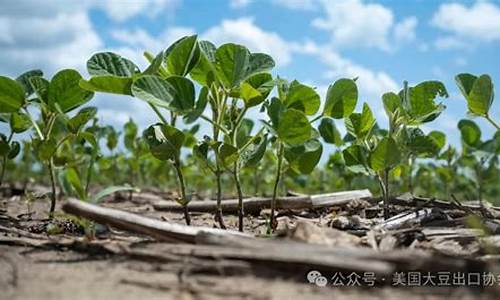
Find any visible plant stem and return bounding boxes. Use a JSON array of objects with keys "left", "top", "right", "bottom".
[
  {"left": 148, "top": 103, "right": 169, "bottom": 124},
  {"left": 268, "top": 142, "right": 284, "bottom": 233},
  {"left": 23, "top": 108, "right": 44, "bottom": 140},
  {"left": 200, "top": 115, "right": 231, "bottom": 136},
  {"left": 170, "top": 111, "right": 177, "bottom": 127},
  {"left": 173, "top": 158, "right": 190, "bottom": 226},
  {"left": 0, "top": 132, "right": 14, "bottom": 187},
  {"left": 0, "top": 155, "right": 7, "bottom": 188},
  {"left": 408, "top": 155, "right": 414, "bottom": 194},
  {"left": 85, "top": 151, "right": 96, "bottom": 197},
  {"left": 212, "top": 92, "right": 228, "bottom": 229},
  {"left": 377, "top": 170, "right": 390, "bottom": 220},
  {"left": 485, "top": 114, "right": 500, "bottom": 131},
  {"left": 214, "top": 166, "right": 226, "bottom": 229},
  {"left": 309, "top": 114, "right": 323, "bottom": 124},
  {"left": 233, "top": 166, "right": 244, "bottom": 232},
  {"left": 48, "top": 159, "right": 57, "bottom": 218},
  {"left": 384, "top": 169, "right": 390, "bottom": 218}
]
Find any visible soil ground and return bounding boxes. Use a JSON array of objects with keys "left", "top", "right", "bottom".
[{"left": 0, "top": 190, "right": 498, "bottom": 299}]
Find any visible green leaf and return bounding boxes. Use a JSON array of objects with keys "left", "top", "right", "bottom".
[
  {"left": 342, "top": 145, "right": 370, "bottom": 175},
  {"left": 37, "top": 139, "right": 57, "bottom": 161},
  {"left": 16, "top": 69, "right": 43, "bottom": 96},
  {"left": 65, "top": 168, "right": 86, "bottom": 200},
  {"left": 132, "top": 75, "right": 195, "bottom": 112},
  {"left": 193, "top": 141, "right": 216, "bottom": 173},
  {"left": 87, "top": 52, "right": 139, "bottom": 77},
  {"left": 277, "top": 109, "right": 312, "bottom": 145},
  {"left": 284, "top": 81, "right": 320, "bottom": 115},
  {"left": 468, "top": 74, "right": 494, "bottom": 116},
  {"left": 164, "top": 76, "right": 195, "bottom": 113},
  {"left": 245, "top": 73, "right": 274, "bottom": 97},
  {"left": 143, "top": 51, "right": 165, "bottom": 75},
  {"left": 0, "top": 138, "right": 9, "bottom": 156},
  {"left": 67, "top": 107, "right": 97, "bottom": 134},
  {"left": 240, "top": 83, "right": 262, "bottom": 108},
  {"left": 0, "top": 76, "right": 25, "bottom": 113},
  {"left": 405, "top": 81, "right": 448, "bottom": 123},
  {"left": 455, "top": 73, "right": 477, "bottom": 101},
  {"left": 10, "top": 112, "right": 32, "bottom": 133},
  {"left": 29, "top": 76, "right": 49, "bottom": 103},
  {"left": 324, "top": 78, "right": 358, "bottom": 119},
  {"left": 79, "top": 76, "right": 133, "bottom": 95},
  {"left": 143, "top": 123, "right": 185, "bottom": 161},
  {"left": 236, "top": 118, "right": 254, "bottom": 147},
  {"left": 267, "top": 97, "right": 285, "bottom": 128},
  {"left": 78, "top": 131, "right": 98, "bottom": 149},
  {"left": 189, "top": 40, "right": 217, "bottom": 86},
  {"left": 48, "top": 69, "right": 94, "bottom": 113},
  {"left": 106, "top": 127, "right": 119, "bottom": 151},
  {"left": 428, "top": 131, "right": 446, "bottom": 150},
  {"left": 382, "top": 92, "right": 401, "bottom": 116},
  {"left": 246, "top": 53, "right": 275, "bottom": 77},
  {"left": 369, "top": 137, "right": 401, "bottom": 172},
  {"left": 318, "top": 118, "right": 342, "bottom": 146},
  {"left": 184, "top": 86, "right": 208, "bottom": 123},
  {"left": 405, "top": 128, "right": 440, "bottom": 156},
  {"left": 124, "top": 119, "right": 138, "bottom": 151},
  {"left": 241, "top": 135, "right": 267, "bottom": 167},
  {"left": 218, "top": 143, "right": 238, "bottom": 167},
  {"left": 285, "top": 139, "right": 323, "bottom": 174},
  {"left": 458, "top": 119, "right": 481, "bottom": 147},
  {"left": 345, "top": 103, "right": 375, "bottom": 140},
  {"left": 90, "top": 185, "right": 138, "bottom": 204},
  {"left": 215, "top": 43, "right": 250, "bottom": 89},
  {"left": 165, "top": 35, "right": 200, "bottom": 76},
  {"left": 131, "top": 75, "right": 174, "bottom": 108},
  {"left": 7, "top": 141, "right": 20, "bottom": 159}
]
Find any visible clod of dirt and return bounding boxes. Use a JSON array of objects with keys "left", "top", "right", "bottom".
[{"left": 286, "top": 220, "right": 361, "bottom": 247}]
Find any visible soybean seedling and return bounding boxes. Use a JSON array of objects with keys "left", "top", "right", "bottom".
[
  {"left": 190, "top": 41, "right": 275, "bottom": 230},
  {"left": 262, "top": 78, "right": 323, "bottom": 232},
  {"left": 81, "top": 35, "right": 203, "bottom": 225},
  {"left": 456, "top": 73, "right": 499, "bottom": 131}
]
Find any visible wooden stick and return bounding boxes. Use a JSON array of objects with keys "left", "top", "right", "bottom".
[
  {"left": 153, "top": 189, "right": 373, "bottom": 213},
  {"left": 62, "top": 198, "right": 249, "bottom": 243}
]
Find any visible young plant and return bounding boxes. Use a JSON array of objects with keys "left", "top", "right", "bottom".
[
  {"left": 81, "top": 35, "right": 204, "bottom": 225},
  {"left": 262, "top": 78, "right": 323, "bottom": 232},
  {"left": 190, "top": 41, "right": 275, "bottom": 230},
  {"left": 0, "top": 71, "right": 48, "bottom": 186},
  {"left": 27, "top": 69, "right": 95, "bottom": 216},
  {"left": 456, "top": 73, "right": 499, "bottom": 131},
  {"left": 457, "top": 119, "right": 500, "bottom": 205},
  {"left": 343, "top": 80, "right": 448, "bottom": 219}
]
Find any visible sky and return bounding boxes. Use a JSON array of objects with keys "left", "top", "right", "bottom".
[{"left": 1, "top": 0, "right": 499, "bottom": 151}]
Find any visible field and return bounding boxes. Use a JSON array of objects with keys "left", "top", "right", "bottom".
[{"left": 0, "top": 35, "right": 499, "bottom": 299}]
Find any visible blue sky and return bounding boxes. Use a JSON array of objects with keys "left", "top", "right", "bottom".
[{"left": 1, "top": 0, "right": 499, "bottom": 149}]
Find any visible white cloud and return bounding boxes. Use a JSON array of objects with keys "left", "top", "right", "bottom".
[
  {"left": 434, "top": 36, "right": 471, "bottom": 51},
  {"left": 432, "top": 2, "right": 500, "bottom": 42},
  {"left": 0, "top": 10, "right": 102, "bottom": 76},
  {"left": 230, "top": 0, "right": 252, "bottom": 9},
  {"left": 295, "top": 41, "right": 398, "bottom": 99},
  {"left": 202, "top": 17, "right": 293, "bottom": 67},
  {"left": 311, "top": 0, "right": 417, "bottom": 51},
  {"left": 272, "top": 0, "right": 316, "bottom": 10},
  {"left": 111, "top": 26, "right": 194, "bottom": 52},
  {"left": 95, "top": 0, "right": 180, "bottom": 22},
  {"left": 394, "top": 16, "right": 418, "bottom": 43},
  {"left": 110, "top": 18, "right": 293, "bottom": 67}
]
